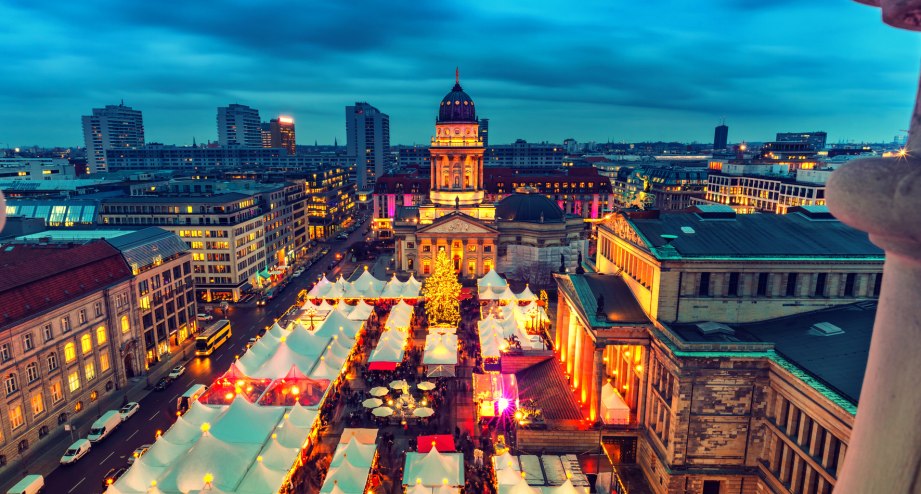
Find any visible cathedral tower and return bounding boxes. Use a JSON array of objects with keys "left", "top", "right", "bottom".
[{"left": 429, "top": 70, "right": 485, "bottom": 207}]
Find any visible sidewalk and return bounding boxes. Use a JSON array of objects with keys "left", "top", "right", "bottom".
[{"left": 0, "top": 340, "right": 196, "bottom": 492}]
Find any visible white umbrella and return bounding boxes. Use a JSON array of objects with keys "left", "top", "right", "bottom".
[
  {"left": 363, "top": 398, "right": 383, "bottom": 409},
  {"left": 389, "top": 379, "right": 408, "bottom": 390},
  {"left": 417, "top": 381, "right": 436, "bottom": 391},
  {"left": 412, "top": 407, "right": 435, "bottom": 418},
  {"left": 372, "top": 406, "right": 394, "bottom": 417},
  {"left": 369, "top": 387, "right": 389, "bottom": 397}
]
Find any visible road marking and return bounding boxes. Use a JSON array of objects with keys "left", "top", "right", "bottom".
[
  {"left": 100, "top": 451, "right": 115, "bottom": 465},
  {"left": 68, "top": 478, "right": 85, "bottom": 493},
  {"left": 127, "top": 429, "right": 138, "bottom": 441},
  {"left": 171, "top": 394, "right": 180, "bottom": 402},
  {"left": 213, "top": 353, "right": 225, "bottom": 364},
  {"left": 148, "top": 410, "right": 159, "bottom": 421}
]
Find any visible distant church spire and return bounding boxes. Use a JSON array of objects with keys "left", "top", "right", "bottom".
[{"left": 456, "top": 66, "right": 459, "bottom": 84}]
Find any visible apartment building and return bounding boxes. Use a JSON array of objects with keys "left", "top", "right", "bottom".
[
  {"left": 0, "top": 242, "right": 134, "bottom": 465},
  {"left": 699, "top": 163, "right": 831, "bottom": 214}
]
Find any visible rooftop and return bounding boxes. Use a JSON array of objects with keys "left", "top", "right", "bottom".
[
  {"left": 622, "top": 210, "right": 884, "bottom": 259},
  {"left": 670, "top": 301, "right": 876, "bottom": 404},
  {"left": 0, "top": 242, "right": 133, "bottom": 329},
  {"left": 106, "top": 227, "right": 190, "bottom": 272},
  {"left": 555, "top": 273, "right": 650, "bottom": 328}
]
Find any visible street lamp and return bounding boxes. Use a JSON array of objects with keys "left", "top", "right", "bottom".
[
  {"left": 306, "top": 306, "right": 317, "bottom": 330},
  {"left": 527, "top": 304, "right": 538, "bottom": 333}
]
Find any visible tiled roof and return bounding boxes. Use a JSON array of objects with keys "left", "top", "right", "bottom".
[{"left": 0, "top": 242, "right": 133, "bottom": 329}]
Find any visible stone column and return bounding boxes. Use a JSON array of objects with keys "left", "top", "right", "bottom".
[
  {"left": 580, "top": 333, "right": 594, "bottom": 405},
  {"left": 572, "top": 323, "right": 583, "bottom": 386},
  {"left": 567, "top": 318, "right": 578, "bottom": 377},
  {"left": 555, "top": 294, "right": 567, "bottom": 356},
  {"left": 590, "top": 347, "right": 605, "bottom": 421},
  {"left": 827, "top": 2, "right": 921, "bottom": 491}
]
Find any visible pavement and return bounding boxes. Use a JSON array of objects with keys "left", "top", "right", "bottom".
[{"left": 0, "top": 215, "right": 376, "bottom": 494}]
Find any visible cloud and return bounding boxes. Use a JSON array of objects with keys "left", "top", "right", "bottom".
[{"left": 0, "top": 0, "right": 916, "bottom": 146}]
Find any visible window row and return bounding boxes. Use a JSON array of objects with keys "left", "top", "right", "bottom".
[{"left": 692, "top": 272, "right": 882, "bottom": 299}]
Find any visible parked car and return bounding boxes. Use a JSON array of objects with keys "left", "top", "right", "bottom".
[
  {"left": 128, "top": 444, "right": 151, "bottom": 464},
  {"left": 168, "top": 365, "right": 186, "bottom": 379},
  {"left": 6, "top": 474, "right": 44, "bottom": 494},
  {"left": 88, "top": 410, "right": 121, "bottom": 442},
  {"left": 119, "top": 402, "right": 140, "bottom": 421},
  {"left": 60, "top": 439, "right": 91, "bottom": 465},
  {"left": 293, "top": 268, "right": 304, "bottom": 277},
  {"left": 102, "top": 467, "right": 127, "bottom": 489},
  {"left": 154, "top": 376, "right": 172, "bottom": 391},
  {"left": 196, "top": 313, "right": 214, "bottom": 321},
  {"left": 256, "top": 297, "right": 267, "bottom": 306},
  {"left": 336, "top": 233, "right": 348, "bottom": 240}
]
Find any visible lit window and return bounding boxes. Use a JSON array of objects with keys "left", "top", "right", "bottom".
[
  {"left": 9, "top": 405, "right": 23, "bottom": 429},
  {"left": 99, "top": 352, "right": 110, "bottom": 372},
  {"left": 96, "top": 326, "right": 107, "bottom": 345},
  {"left": 31, "top": 393, "right": 44, "bottom": 416},
  {"left": 80, "top": 334, "right": 92, "bottom": 354},
  {"left": 67, "top": 372, "right": 80, "bottom": 392},
  {"left": 84, "top": 361, "right": 96, "bottom": 382},
  {"left": 121, "top": 316, "right": 130, "bottom": 334},
  {"left": 64, "top": 343, "right": 76, "bottom": 363},
  {"left": 50, "top": 381, "right": 63, "bottom": 403}
]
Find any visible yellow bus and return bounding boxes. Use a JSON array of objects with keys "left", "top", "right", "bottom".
[{"left": 195, "top": 319, "right": 232, "bottom": 356}]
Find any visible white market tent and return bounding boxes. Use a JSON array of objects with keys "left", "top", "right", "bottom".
[
  {"left": 498, "top": 476, "right": 541, "bottom": 494},
  {"left": 600, "top": 382, "right": 631, "bottom": 425},
  {"left": 384, "top": 301, "right": 415, "bottom": 331},
  {"left": 423, "top": 333, "right": 458, "bottom": 366},
  {"left": 313, "top": 310, "right": 364, "bottom": 340},
  {"left": 369, "top": 330, "right": 408, "bottom": 364},
  {"left": 347, "top": 300, "right": 374, "bottom": 321},
  {"left": 306, "top": 270, "right": 421, "bottom": 300},
  {"left": 403, "top": 447, "right": 465, "bottom": 487},
  {"left": 319, "top": 429, "right": 379, "bottom": 494},
  {"left": 108, "top": 398, "right": 318, "bottom": 494},
  {"left": 478, "top": 269, "right": 508, "bottom": 288},
  {"left": 516, "top": 285, "right": 538, "bottom": 302}
]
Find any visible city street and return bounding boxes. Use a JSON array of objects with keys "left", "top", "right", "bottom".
[{"left": 31, "top": 217, "right": 372, "bottom": 494}]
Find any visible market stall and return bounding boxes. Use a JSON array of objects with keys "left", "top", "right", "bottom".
[{"left": 403, "top": 447, "right": 465, "bottom": 488}]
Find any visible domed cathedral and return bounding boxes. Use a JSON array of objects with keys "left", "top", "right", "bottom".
[{"left": 393, "top": 72, "right": 588, "bottom": 279}]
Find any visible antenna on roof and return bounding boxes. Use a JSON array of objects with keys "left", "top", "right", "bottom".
[{"left": 456, "top": 66, "right": 460, "bottom": 84}]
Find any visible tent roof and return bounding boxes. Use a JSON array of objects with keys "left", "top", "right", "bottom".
[
  {"left": 331, "top": 438, "right": 377, "bottom": 468},
  {"left": 339, "top": 428, "right": 378, "bottom": 445},
  {"left": 403, "top": 448, "right": 464, "bottom": 487},
  {"left": 478, "top": 269, "right": 507, "bottom": 288}
]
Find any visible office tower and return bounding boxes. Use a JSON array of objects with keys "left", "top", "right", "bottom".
[
  {"left": 270, "top": 116, "right": 296, "bottom": 155},
  {"left": 261, "top": 122, "right": 272, "bottom": 148},
  {"left": 346, "top": 102, "right": 390, "bottom": 190},
  {"left": 713, "top": 122, "right": 729, "bottom": 150},
  {"left": 479, "top": 118, "right": 490, "bottom": 147},
  {"left": 217, "top": 104, "right": 262, "bottom": 148},
  {"left": 82, "top": 102, "right": 145, "bottom": 174}
]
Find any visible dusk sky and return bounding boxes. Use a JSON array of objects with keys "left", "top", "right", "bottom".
[{"left": 1, "top": 0, "right": 918, "bottom": 148}]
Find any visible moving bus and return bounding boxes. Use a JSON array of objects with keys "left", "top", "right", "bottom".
[
  {"left": 177, "top": 384, "right": 208, "bottom": 414},
  {"left": 195, "top": 319, "right": 232, "bottom": 356}
]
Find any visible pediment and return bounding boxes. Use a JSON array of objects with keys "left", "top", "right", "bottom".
[{"left": 418, "top": 214, "right": 498, "bottom": 235}]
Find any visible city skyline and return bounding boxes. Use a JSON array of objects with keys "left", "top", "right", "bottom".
[{"left": 1, "top": 1, "right": 918, "bottom": 148}]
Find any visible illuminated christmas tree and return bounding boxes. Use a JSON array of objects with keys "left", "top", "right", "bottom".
[{"left": 422, "top": 250, "right": 461, "bottom": 326}]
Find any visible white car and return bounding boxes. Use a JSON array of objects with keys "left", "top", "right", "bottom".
[
  {"left": 60, "top": 438, "right": 91, "bottom": 465},
  {"left": 196, "top": 313, "right": 213, "bottom": 321},
  {"left": 119, "top": 401, "right": 140, "bottom": 421},
  {"left": 293, "top": 269, "right": 305, "bottom": 277},
  {"left": 129, "top": 444, "right": 151, "bottom": 464},
  {"left": 168, "top": 365, "right": 186, "bottom": 379}
]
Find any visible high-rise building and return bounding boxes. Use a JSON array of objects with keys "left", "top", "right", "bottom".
[
  {"left": 82, "top": 103, "right": 145, "bottom": 174},
  {"left": 217, "top": 104, "right": 262, "bottom": 148},
  {"left": 478, "top": 118, "right": 490, "bottom": 147},
  {"left": 713, "top": 122, "right": 729, "bottom": 150},
  {"left": 346, "top": 102, "right": 390, "bottom": 190},
  {"left": 270, "top": 116, "right": 296, "bottom": 155},
  {"left": 260, "top": 122, "right": 272, "bottom": 148}
]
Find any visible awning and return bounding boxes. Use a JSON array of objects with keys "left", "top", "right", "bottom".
[
  {"left": 368, "top": 361, "right": 397, "bottom": 371},
  {"left": 258, "top": 269, "right": 271, "bottom": 279},
  {"left": 417, "top": 434, "right": 455, "bottom": 453}
]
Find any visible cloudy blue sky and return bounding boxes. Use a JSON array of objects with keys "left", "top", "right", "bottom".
[{"left": 0, "top": 0, "right": 917, "bottom": 147}]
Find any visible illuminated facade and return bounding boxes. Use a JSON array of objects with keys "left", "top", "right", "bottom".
[
  {"left": 394, "top": 75, "right": 588, "bottom": 278},
  {"left": 551, "top": 206, "right": 884, "bottom": 493},
  {"left": 82, "top": 103, "right": 145, "bottom": 174},
  {"left": 270, "top": 116, "right": 296, "bottom": 155},
  {"left": 696, "top": 164, "right": 830, "bottom": 214}
]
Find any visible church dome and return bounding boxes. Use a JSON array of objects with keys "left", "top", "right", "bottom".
[
  {"left": 438, "top": 81, "right": 477, "bottom": 123},
  {"left": 495, "top": 192, "right": 564, "bottom": 223}
]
